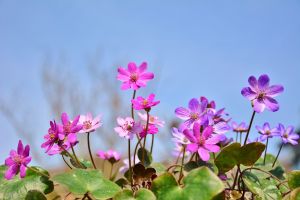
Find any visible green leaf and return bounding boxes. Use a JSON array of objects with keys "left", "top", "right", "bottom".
[
  {"left": 25, "top": 190, "right": 47, "bottom": 200},
  {"left": 137, "top": 148, "right": 152, "bottom": 167},
  {"left": 115, "top": 178, "right": 128, "bottom": 188},
  {"left": 243, "top": 171, "right": 281, "bottom": 200},
  {"left": 151, "top": 163, "right": 166, "bottom": 175},
  {"left": 69, "top": 158, "right": 87, "bottom": 169},
  {"left": 0, "top": 165, "right": 53, "bottom": 200},
  {"left": 238, "top": 142, "right": 265, "bottom": 166},
  {"left": 152, "top": 167, "right": 224, "bottom": 200},
  {"left": 53, "top": 169, "right": 121, "bottom": 199},
  {"left": 215, "top": 143, "right": 241, "bottom": 173},
  {"left": 288, "top": 170, "right": 300, "bottom": 190},
  {"left": 114, "top": 188, "right": 156, "bottom": 200}
]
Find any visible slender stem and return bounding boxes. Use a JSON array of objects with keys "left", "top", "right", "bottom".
[
  {"left": 235, "top": 132, "right": 238, "bottom": 142},
  {"left": 178, "top": 146, "right": 186, "bottom": 183},
  {"left": 272, "top": 143, "right": 284, "bottom": 167},
  {"left": 142, "top": 111, "right": 150, "bottom": 165},
  {"left": 150, "top": 134, "right": 154, "bottom": 154},
  {"left": 109, "top": 163, "right": 114, "bottom": 180},
  {"left": 133, "top": 136, "right": 144, "bottom": 165},
  {"left": 188, "top": 153, "right": 196, "bottom": 162},
  {"left": 232, "top": 165, "right": 240, "bottom": 189},
  {"left": 239, "top": 132, "right": 242, "bottom": 144},
  {"left": 87, "top": 132, "right": 97, "bottom": 169},
  {"left": 131, "top": 90, "right": 137, "bottom": 119},
  {"left": 128, "top": 139, "right": 133, "bottom": 186},
  {"left": 26, "top": 166, "right": 50, "bottom": 178},
  {"left": 243, "top": 111, "right": 256, "bottom": 145},
  {"left": 62, "top": 155, "right": 72, "bottom": 169},
  {"left": 263, "top": 137, "right": 269, "bottom": 165},
  {"left": 71, "top": 145, "right": 84, "bottom": 168}
]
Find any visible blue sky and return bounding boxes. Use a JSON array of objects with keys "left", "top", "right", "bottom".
[{"left": 1, "top": 0, "right": 300, "bottom": 167}]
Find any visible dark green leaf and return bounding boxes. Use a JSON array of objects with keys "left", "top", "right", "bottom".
[
  {"left": 115, "top": 178, "right": 128, "bottom": 188},
  {"left": 137, "top": 148, "right": 152, "bottom": 167},
  {"left": 288, "top": 170, "right": 300, "bottom": 190},
  {"left": 215, "top": 143, "right": 241, "bottom": 173},
  {"left": 25, "top": 190, "right": 47, "bottom": 200},
  {"left": 238, "top": 142, "right": 265, "bottom": 166}
]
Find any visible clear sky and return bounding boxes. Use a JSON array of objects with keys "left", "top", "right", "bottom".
[{"left": 1, "top": 0, "right": 300, "bottom": 167}]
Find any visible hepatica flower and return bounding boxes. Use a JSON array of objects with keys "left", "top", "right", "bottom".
[
  {"left": 117, "top": 62, "right": 154, "bottom": 90},
  {"left": 277, "top": 124, "right": 299, "bottom": 145},
  {"left": 41, "top": 120, "right": 63, "bottom": 155},
  {"left": 241, "top": 74, "right": 284, "bottom": 113},
  {"left": 256, "top": 122, "right": 279, "bottom": 141},
  {"left": 132, "top": 93, "right": 160, "bottom": 111},
  {"left": 79, "top": 113, "right": 102, "bottom": 133},
  {"left": 97, "top": 150, "right": 121, "bottom": 164},
  {"left": 114, "top": 117, "right": 142, "bottom": 140},
  {"left": 138, "top": 112, "right": 165, "bottom": 127},
  {"left": 232, "top": 121, "right": 248, "bottom": 133},
  {"left": 5, "top": 140, "right": 31, "bottom": 180},
  {"left": 172, "top": 127, "right": 190, "bottom": 145},
  {"left": 183, "top": 123, "right": 221, "bottom": 161},
  {"left": 139, "top": 124, "right": 159, "bottom": 138},
  {"left": 59, "top": 112, "right": 83, "bottom": 145}
]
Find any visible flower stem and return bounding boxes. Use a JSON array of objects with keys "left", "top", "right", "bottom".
[
  {"left": 128, "top": 139, "right": 133, "bottom": 187},
  {"left": 71, "top": 145, "right": 84, "bottom": 168},
  {"left": 235, "top": 132, "right": 238, "bottom": 142},
  {"left": 109, "top": 163, "right": 114, "bottom": 180},
  {"left": 142, "top": 111, "right": 150, "bottom": 165},
  {"left": 178, "top": 146, "right": 186, "bottom": 183},
  {"left": 131, "top": 90, "right": 137, "bottom": 119},
  {"left": 263, "top": 138, "right": 269, "bottom": 165},
  {"left": 243, "top": 111, "right": 256, "bottom": 145},
  {"left": 150, "top": 134, "right": 154, "bottom": 155},
  {"left": 239, "top": 132, "right": 242, "bottom": 144},
  {"left": 87, "top": 132, "right": 97, "bottom": 169},
  {"left": 272, "top": 143, "right": 284, "bottom": 167},
  {"left": 26, "top": 166, "right": 50, "bottom": 178},
  {"left": 133, "top": 136, "right": 143, "bottom": 165},
  {"left": 62, "top": 155, "right": 72, "bottom": 169}
]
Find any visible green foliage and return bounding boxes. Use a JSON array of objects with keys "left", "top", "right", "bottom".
[
  {"left": 215, "top": 142, "right": 265, "bottom": 173},
  {"left": 25, "top": 190, "right": 47, "bottom": 200},
  {"left": 53, "top": 169, "right": 121, "bottom": 199},
  {"left": 114, "top": 188, "right": 156, "bottom": 200},
  {"left": 151, "top": 166, "right": 224, "bottom": 200},
  {"left": 151, "top": 162, "right": 166, "bottom": 175},
  {"left": 137, "top": 148, "right": 152, "bottom": 167},
  {"left": 288, "top": 170, "right": 300, "bottom": 190},
  {"left": 0, "top": 165, "right": 53, "bottom": 200}
]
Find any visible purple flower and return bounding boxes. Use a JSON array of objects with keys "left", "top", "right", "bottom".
[
  {"left": 97, "top": 150, "right": 121, "bottom": 164},
  {"left": 183, "top": 123, "right": 221, "bottom": 161},
  {"left": 171, "top": 127, "right": 190, "bottom": 145},
  {"left": 241, "top": 74, "right": 284, "bottom": 113},
  {"left": 132, "top": 94, "right": 160, "bottom": 111},
  {"left": 256, "top": 122, "right": 279, "bottom": 141},
  {"left": 5, "top": 140, "right": 32, "bottom": 180},
  {"left": 277, "top": 124, "right": 299, "bottom": 145},
  {"left": 175, "top": 98, "right": 206, "bottom": 128},
  {"left": 59, "top": 113, "right": 83, "bottom": 146},
  {"left": 41, "top": 120, "right": 63, "bottom": 155},
  {"left": 114, "top": 117, "right": 142, "bottom": 140},
  {"left": 172, "top": 143, "right": 191, "bottom": 158},
  {"left": 117, "top": 62, "right": 154, "bottom": 90},
  {"left": 79, "top": 113, "right": 102, "bottom": 133},
  {"left": 231, "top": 121, "right": 248, "bottom": 133}
]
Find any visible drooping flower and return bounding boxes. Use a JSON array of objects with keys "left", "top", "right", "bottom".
[
  {"left": 175, "top": 98, "right": 206, "bottom": 128},
  {"left": 79, "top": 113, "right": 102, "bottom": 133},
  {"left": 246, "top": 137, "right": 261, "bottom": 144},
  {"left": 183, "top": 123, "right": 221, "bottom": 161},
  {"left": 138, "top": 112, "right": 165, "bottom": 127},
  {"left": 97, "top": 150, "right": 121, "bottom": 164},
  {"left": 5, "top": 140, "right": 32, "bottom": 180},
  {"left": 119, "top": 156, "right": 140, "bottom": 173},
  {"left": 117, "top": 62, "right": 154, "bottom": 90},
  {"left": 41, "top": 120, "right": 63, "bottom": 155},
  {"left": 132, "top": 94, "right": 160, "bottom": 111},
  {"left": 241, "top": 74, "right": 284, "bottom": 113},
  {"left": 139, "top": 124, "right": 159, "bottom": 138},
  {"left": 59, "top": 112, "right": 83, "bottom": 146},
  {"left": 172, "top": 142, "right": 191, "bottom": 158},
  {"left": 256, "top": 122, "right": 279, "bottom": 141},
  {"left": 277, "top": 124, "right": 299, "bottom": 145},
  {"left": 171, "top": 127, "right": 190, "bottom": 145},
  {"left": 231, "top": 121, "right": 248, "bottom": 133},
  {"left": 114, "top": 117, "right": 142, "bottom": 140}
]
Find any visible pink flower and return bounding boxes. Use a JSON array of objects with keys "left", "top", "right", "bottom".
[
  {"left": 59, "top": 113, "right": 82, "bottom": 146},
  {"left": 138, "top": 112, "right": 165, "bottom": 127},
  {"left": 41, "top": 120, "right": 63, "bottom": 155},
  {"left": 114, "top": 117, "right": 142, "bottom": 140},
  {"left": 231, "top": 121, "right": 248, "bottom": 133},
  {"left": 79, "top": 113, "right": 102, "bottom": 133},
  {"left": 139, "top": 124, "right": 159, "bottom": 138},
  {"left": 5, "top": 140, "right": 32, "bottom": 180},
  {"left": 183, "top": 123, "right": 221, "bottom": 161},
  {"left": 97, "top": 150, "right": 121, "bottom": 164},
  {"left": 117, "top": 62, "right": 154, "bottom": 90},
  {"left": 132, "top": 94, "right": 160, "bottom": 111}
]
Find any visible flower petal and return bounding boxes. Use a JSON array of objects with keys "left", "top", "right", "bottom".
[
  {"left": 266, "top": 85, "right": 284, "bottom": 97},
  {"left": 128, "top": 62, "right": 137, "bottom": 73},
  {"left": 186, "top": 143, "right": 198, "bottom": 152},
  {"left": 17, "top": 140, "right": 24, "bottom": 155},
  {"left": 61, "top": 113, "right": 69, "bottom": 125},
  {"left": 253, "top": 99, "right": 266, "bottom": 113},
  {"left": 138, "top": 62, "right": 147, "bottom": 73},
  {"left": 241, "top": 87, "right": 257, "bottom": 100},
  {"left": 20, "top": 165, "right": 27, "bottom": 178},
  {"left": 188, "top": 98, "right": 200, "bottom": 112},
  {"left": 264, "top": 97, "right": 279, "bottom": 112},
  {"left": 204, "top": 144, "right": 220, "bottom": 153},
  {"left": 175, "top": 107, "right": 190, "bottom": 119},
  {"left": 198, "top": 147, "right": 210, "bottom": 161},
  {"left": 258, "top": 74, "right": 270, "bottom": 90},
  {"left": 248, "top": 76, "right": 257, "bottom": 88}
]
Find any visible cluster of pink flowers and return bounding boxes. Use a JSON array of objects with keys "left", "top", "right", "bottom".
[{"left": 41, "top": 112, "right": 102, "bottom": 155}]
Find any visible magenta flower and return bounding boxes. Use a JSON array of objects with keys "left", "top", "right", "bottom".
[
  {"left": 231, "top": 121, "right": 248, "bottom": 133},
  {"left": 132, "top": 93, "right": 160, "bottom": 111},
  {"left": 4, "top": 140, "right": 32, "bottom": 180},
  {"left": 138, "top": 112, "right": 165, "bottom": 127},
  {"left": 256, "top": 122, "right": 279, "bottom": 141},
  {"left": 59, "top": 112, "right": 83, "bottom": 145},
  {"left": 139, "top": 124, "right": 159, "bottom": 138},
  {"left": 97, "top": 150, "right": 121, "bottom": 163},
  {"left": 241, "top": 74, "right": 284, "bottom": 113},
  {"left": 41, "top": 120, "right": 63, "bottom": 155},
  {"left": 79, "top": 113, "right": 102, "bottom": 133},
  {"left": 277, "top": 124, "right": 299, "bottom": 145},
  {"left": 114, "top": 117, "right": 142, "bottom": 140},
  {"left": 117, "top": 62, "right": 154, "bottom": 90},
  {"left": 175, "top": 98, "right": 206, "bottom": 128},
  {"left": 183, "top": 123, "right": 221, "bottom": 161}
]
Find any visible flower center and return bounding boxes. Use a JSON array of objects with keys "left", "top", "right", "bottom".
[
  {"left": 13, "top": 155, "right": 23, "bottom": 164},
  {"left": 130, "top": 73, "right": 138, "bottom": 82},
  {"left": 83, "top": 121, "right": 92, "bottom": 130},
  {"left": 265, "top": 130, "right": 271, "bottom": 135},
  {"left": 190, "top": 113, "right": 198, "bottom": 120},
  {"left": 63, "top": 122, "right": 71, "bottom": 133},
  {"left": 283, "top": 133, "right": 289, "bottom": 138},
  {"left": 257, "top": 93, "right": 265, "bottom": 101},
  {"left": 142, "top": 99, "right": 148, "bottom": 106}
]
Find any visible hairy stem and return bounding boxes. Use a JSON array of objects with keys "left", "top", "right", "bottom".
[
  {"left": 71, "top": 144, "right": 84, "bottom": 168},
  {"left": 150, "top": 134, "right": 154, "bottom": 155},
  {"left": 62, "top": 155, "right": 72, "bottom": 169},
  {"left": 87, "top": 132, "right": 97, "bottom": 169},
  {"left": 243, "top": 111, "right": 256, "bottom": 145},
  {"left": 142, "top": 111, "right": 150, "bottom": 165},
  {"left": 272, "top": 143, "right": 284, "bottom": 167},
  {"left": 178, "top": 146, "right": 186, "bottom": 183},
  {"left": 263, "top": 137, "right": 269, "bottom": 165}
]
